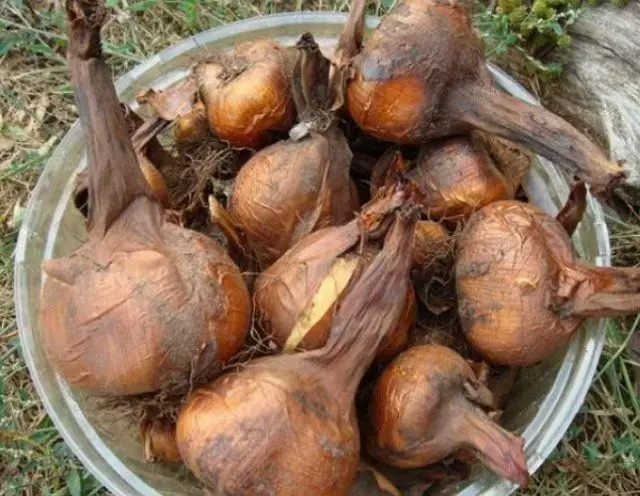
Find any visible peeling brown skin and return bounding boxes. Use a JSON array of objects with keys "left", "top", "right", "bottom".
[
  {"left": 196, "top": 39, "right": 295, "bottom": 149},
  {"left": 255, "top": 221, "right": 366, "bottom": 350},
  {"left": 177, "top": 213, "right": 417, "bottom": 496},
  {"left": 473, "top": 131, "right": 531, "bottom": 197},
  {"left": 254, "top": 191, "right": 412, "bottom": 358},
  {"left": 367, "top": 344, "right": 528, "bottom": 486},
  {"left": 229, "top": 36, "right": 357, "bottom": 268},
  {"left": 408, "top": 135, "right": 511, "bottom": 220},
  {"left": 40, "top": 0, "right": 251, "bottom": 396},
  {"left": 456, "top": 199, "right": 640, "bottom": 366},
  {"left": 137, "top": 77, "right": 198, "bottom": 122},
  {"left": 344, "top": 0, "right": 625, "bottom": 196},
  {"left": 141, "top": 417, "right": 181, "bottom": 463},
  {"left": 229, "top": 125, "right": 354, "bottom": 268}
]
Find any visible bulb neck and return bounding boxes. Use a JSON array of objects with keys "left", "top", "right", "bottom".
[
  {"left": 559, "top": 263, "right": 640, "bottom": 318},
  {"left": 452, "top": 401, "right": 528, "bottom": 486},
  {"left": 67, "top": 0, "right": 159, "bottom": 240},
  {"left": 555, "top": 182, "right": 587, "bottom": 236},
  {"left": 310, "top": 213, "right": 416, "bottom": 402},
  {"left": 444, "top": 83, "right": 625, "bottom": 198}
]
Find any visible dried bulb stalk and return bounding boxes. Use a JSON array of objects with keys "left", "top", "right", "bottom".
[
  {"left": 73, "top": 108, "right": 172, "bottom": 215},
  {"left": 229, "top": 33, "right": 356, "bottom": 268},
  {"left": 195, "top": 39, "right": 295, "bottom": 148},
  {"left": 340, "top": 0, "right": 624, "bottom": 196},
  {"left": 457, "top": 182, "right": 640, "bottom": 366},
  {"left": 176, "top": 212, "right": 418, "bottom": 496},
  {"left": 40, "top": 0, "right": 251, "bottom": 396},
  {"left": 367, "top": 344, "right": 528, "bottom": 486}
]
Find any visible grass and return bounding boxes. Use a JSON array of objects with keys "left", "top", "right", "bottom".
[{"left": 0, "top": 0, "right": 638, "bottom": 494}]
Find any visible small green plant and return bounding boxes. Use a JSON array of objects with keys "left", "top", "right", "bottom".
[{"left": 474, "top": 0, "right": 628, "bottom": 80}]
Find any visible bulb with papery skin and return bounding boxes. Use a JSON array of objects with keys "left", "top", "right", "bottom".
[
  {"left": 407, "top": 135, "right": 510, "bottom": 220},
  {"left": 339, "top": 0, "right": 624, "bottom": 196},
  {"left": 177, "top": 213, "right": 417, "bottom": 496},
  {"left": 457, "top": 187, "right": 640, "bottom": 366},
  {"left": 196, "top": 39, "right": 295, "bottom": 149},
  {"left": 367, "top": 344, "right": 528, "bottom": 486},
  {"left": 41, "top": 0, "right": 251, "bottom": 397}
]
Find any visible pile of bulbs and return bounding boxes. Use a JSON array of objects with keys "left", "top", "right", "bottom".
[{"left": 40, "top": 0, "right": 640, "bottom": 494}]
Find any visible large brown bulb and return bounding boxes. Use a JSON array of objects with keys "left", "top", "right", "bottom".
[
  {"left": 41, "top": 1, "right": 251, "bottom": 396},
  {"left": 456, "top": 198, "right": 640, "bottom": 366},
  {"left": 254, "top": 189, "right": 413, "bottom": 357},
  {"left": 347, "top": 0, "right": 483, "bottom": 145},
  {"left": 176, "top": 213, "right": 417, "bottom": 496},
  {"left": 229, "top": 126, "right": 355, "bottom": 268},
  {"left": 41, "top": 211, "right": 251, "bottom": 395},
  {"left": 407, "top": 135, "right": 510, "bottom": 220},
  {"left": 176, "top": 360, "right": 360, "bottom": 495},
  {"left": 196, "top": 39, "right": 295, "bottom": 148},
  {"left": 367, "top": 344, "right": 528, "bottom": 486},
  {"left": 343, "top": 0, "right": 623, "bottom": 196}
]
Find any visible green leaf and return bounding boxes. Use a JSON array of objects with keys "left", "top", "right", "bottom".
[
  {"left": 66, "top": 468, "right": 82, "bottom": 496},
  {"left": 582, "top": 442, "right": 600, "bottom": 464},
  {"left": 0, "top": 35, "right": 19, "bottom": 57},
  {"left": 565, "top": 424, "right": 581, "bottom": 439},
  {"left": 612, "top": 434, "right": 635, "bottom": 454}
]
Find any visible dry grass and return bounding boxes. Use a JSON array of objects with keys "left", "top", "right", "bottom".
[{"left": 0, "top": 0, "right": 638, "bottom": 494}]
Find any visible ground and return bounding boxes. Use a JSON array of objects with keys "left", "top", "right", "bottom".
[{"left": 0, "top": 0, "right": 638, "bottom": 495}]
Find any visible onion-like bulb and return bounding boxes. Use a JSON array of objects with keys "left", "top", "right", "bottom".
[
  {"left": 137, "top": 77, "right": 210, "bottom": 145},
  {"left": 408, "top": 135, "right": 511, "bottom": 220},
  {"left": 367, "top": 344, "right": 528, "bottom": 486},
  {"left": 255, "top": 190, "right": 414, "bottom": 358},
  {"left": 176, "top": 211, "right": 417, "bottom": 496},
  {"left": 195, "top": 39, "right": 295, "bottom": 148},
  {"left": 141, "top": 418, "right": 181, "bottom": 463},
  {"left": 173, "top": 101, "right": 209, "bottom": 144},
  {"left": 229, "top": 34, "right": 356, "bottom": 268},
  {"left": 40, "top": 1, "right": 251, "bottom": 396},
  {"left": 411, "top": 220, "right": 456, "bottom": 315},
  {"left": 411, "top": 221, "right": 450, "bottom": 270},
  {"left": 456, "top": 182, "right": 640, "bottom": 366},
  {"left": 339, "top": 0, "right": 624, "bottom": 196}
]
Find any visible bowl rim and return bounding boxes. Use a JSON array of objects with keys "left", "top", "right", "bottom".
[{"left": 14, "top": 11, "right": 609, "bottom": 496}]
